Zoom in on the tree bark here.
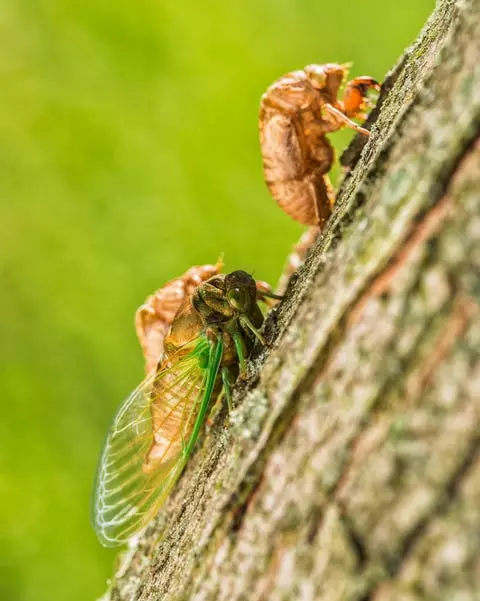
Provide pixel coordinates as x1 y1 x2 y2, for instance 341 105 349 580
104 1 480 599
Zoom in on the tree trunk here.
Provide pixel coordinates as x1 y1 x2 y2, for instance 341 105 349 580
105 1 480 599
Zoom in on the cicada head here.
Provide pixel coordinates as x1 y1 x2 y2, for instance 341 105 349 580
224 270 257 315
192 270 265 352
304 63 345 96
224 271 266 348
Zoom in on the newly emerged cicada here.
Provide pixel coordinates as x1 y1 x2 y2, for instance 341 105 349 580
92 266 279 546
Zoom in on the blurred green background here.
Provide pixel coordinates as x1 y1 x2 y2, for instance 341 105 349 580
0 1 433 600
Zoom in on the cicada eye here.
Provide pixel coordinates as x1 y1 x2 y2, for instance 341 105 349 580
304 64 327 89
227 287 247 311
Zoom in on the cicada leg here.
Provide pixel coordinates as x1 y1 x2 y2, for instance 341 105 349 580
221 366 235 412
231 332 248 374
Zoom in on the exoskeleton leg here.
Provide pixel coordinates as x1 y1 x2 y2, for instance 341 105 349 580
255 281 283 307
323 103 370 136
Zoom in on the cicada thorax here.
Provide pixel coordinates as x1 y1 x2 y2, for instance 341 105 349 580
259 71 336 227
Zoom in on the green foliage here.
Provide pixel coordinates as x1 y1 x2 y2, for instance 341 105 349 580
0 1 433 599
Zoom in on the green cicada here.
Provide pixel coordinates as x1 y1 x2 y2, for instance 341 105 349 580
92 267 279 547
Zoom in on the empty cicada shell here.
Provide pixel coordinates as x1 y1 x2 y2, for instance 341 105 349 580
259 63 379 228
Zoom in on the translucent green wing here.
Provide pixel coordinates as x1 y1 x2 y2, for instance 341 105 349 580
92 335 224 547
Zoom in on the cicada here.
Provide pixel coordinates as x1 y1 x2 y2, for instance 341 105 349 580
92 267 279 546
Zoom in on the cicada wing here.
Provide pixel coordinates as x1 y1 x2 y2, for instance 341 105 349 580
92 338 204 547
92 335 223 547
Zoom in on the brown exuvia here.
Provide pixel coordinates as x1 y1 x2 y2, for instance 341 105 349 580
135 263 221 374
259 63 379 227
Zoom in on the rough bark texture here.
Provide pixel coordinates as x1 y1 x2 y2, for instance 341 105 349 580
103 1 480 599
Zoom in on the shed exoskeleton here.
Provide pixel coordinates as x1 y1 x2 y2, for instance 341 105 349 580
259 63 379 227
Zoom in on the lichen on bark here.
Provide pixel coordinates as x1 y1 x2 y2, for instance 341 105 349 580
103 1 480 599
